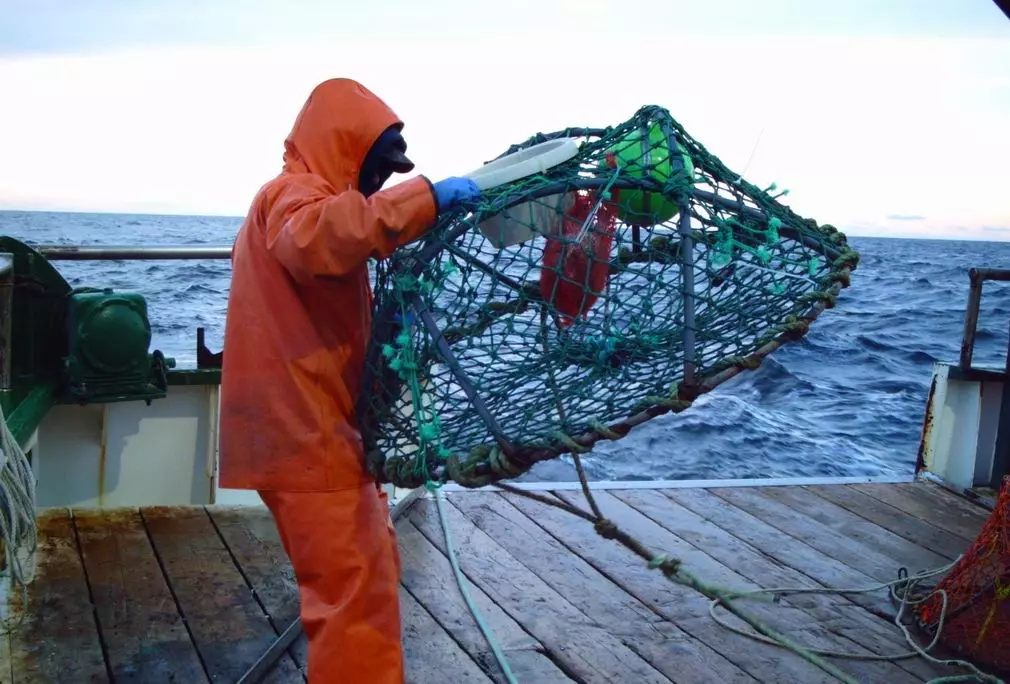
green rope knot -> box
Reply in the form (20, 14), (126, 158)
(553, 431), (591, 454)
(648, 553), (682, 575)
(444, 452), (495, 489)
(783, 317), (811, 339)
(737, 355), (762, 370)
(588, 420), (624, 441)
(594, 519), (619, 539)
(487, 444), (527, 479)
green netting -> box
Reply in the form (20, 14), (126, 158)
(359, 104), (859, 490)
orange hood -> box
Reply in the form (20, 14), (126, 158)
(282, 78), (403, 191)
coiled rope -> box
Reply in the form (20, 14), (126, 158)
(0, 399), (38, 631)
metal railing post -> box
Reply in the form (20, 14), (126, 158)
(959, 270), (983, 371)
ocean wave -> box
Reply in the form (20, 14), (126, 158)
(5, 213), (1010, 481)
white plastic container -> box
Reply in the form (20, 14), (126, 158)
(476, 193), (574, 248)
(463, 137), (581, 248)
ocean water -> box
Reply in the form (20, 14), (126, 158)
(4, 209), (1009, 483)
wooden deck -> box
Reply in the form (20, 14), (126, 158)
(2, 479), (997, 683)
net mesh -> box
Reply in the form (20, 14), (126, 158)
(915, 477), (1010, 673)
(359, 104), (859, 489)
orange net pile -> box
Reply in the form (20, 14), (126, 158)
(916, 476), (1010, 673)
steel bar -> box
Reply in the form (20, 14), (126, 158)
(33, 245), (232, 260)
(960, 273), (986, 370)
(970, 267), (1010, 283)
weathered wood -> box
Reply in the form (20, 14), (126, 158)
(805, 485), (969, 561)
(207, 506), (308, 672)
(664, 488), (897, 617)
(396, 520), (571, 683)
(141, 506), (302, 683)
(73, 507), (208, 683)
(549, 489), (922, 684)
(400, 585), (494, 683)
(408, 496), (672, 684)
(613, 488), (952, 682)
(852, 483), (989, 542)
(450, 490), (747, 684)
(758, 486), (951, 571)
(709, 486), (911, 584)
(7, 508), (108, 683)
(504, 487), (804, 683)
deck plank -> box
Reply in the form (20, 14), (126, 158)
(450, 490), (749, 684)
(9, 480), (994, 683)
(7, 508), (108, 684)
(141, 506), (302, 683)
(396, 519), (572, 683)
(852, 483), (990, 542)
(408, 495), (673, 684)
(758, 486), (951, 571)
(804, 485), (969, 561)
(612, 487), (953, 682)
(207, 506), (308, 673)
(709, 486), (917, 584)
(549, 489), (923, 684)
(400, 584), (495, 683)
(504, 488), (820, 683)
(73, 508), (208, 683)
(664, 487), (900, 618)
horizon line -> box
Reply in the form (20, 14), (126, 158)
(1, 207), (1007, 245)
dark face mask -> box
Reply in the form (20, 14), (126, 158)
(359, 126), (415, 198)
(359, 167), (393, 198)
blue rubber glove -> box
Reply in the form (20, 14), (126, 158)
(432, 177), (481, 213)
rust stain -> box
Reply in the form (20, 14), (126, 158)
(916, 376), (939, 474)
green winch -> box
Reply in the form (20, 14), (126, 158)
(63, 287), (174, 404)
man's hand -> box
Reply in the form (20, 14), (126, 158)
(432, 177), (481, 214)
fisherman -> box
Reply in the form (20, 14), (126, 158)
(218, 77), (480, 683)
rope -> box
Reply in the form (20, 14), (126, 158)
(494, 457), (1005, 684)
(430, 481), (518, 684)
(703, 560), (1005, 683)
(0, 397), (39, 632)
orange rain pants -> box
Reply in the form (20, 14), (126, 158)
(218, 78), (438, 682)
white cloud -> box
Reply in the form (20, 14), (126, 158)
(0, 34), (1007, 239)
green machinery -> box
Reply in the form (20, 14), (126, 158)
(0, 236), (174, 437)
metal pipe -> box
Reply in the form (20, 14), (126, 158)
(970, 267), (1010, 283)
(33, 245), (233, 260)
(960, 272), (986, 370)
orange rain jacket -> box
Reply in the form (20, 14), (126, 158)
(219, 78), (438, 492)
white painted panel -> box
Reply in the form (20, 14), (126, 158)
(35, 386), (214, 507)
(103, 386), (210, 506)
(35, 402), (104, 507)
(975, 379), (1003, 485)
(920, 362), (1005, 491)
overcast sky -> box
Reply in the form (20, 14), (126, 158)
(1, 0), (1008, 240)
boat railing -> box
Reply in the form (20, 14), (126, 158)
(33, 245), (234, 260)
(958, 267), (1010, 373)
